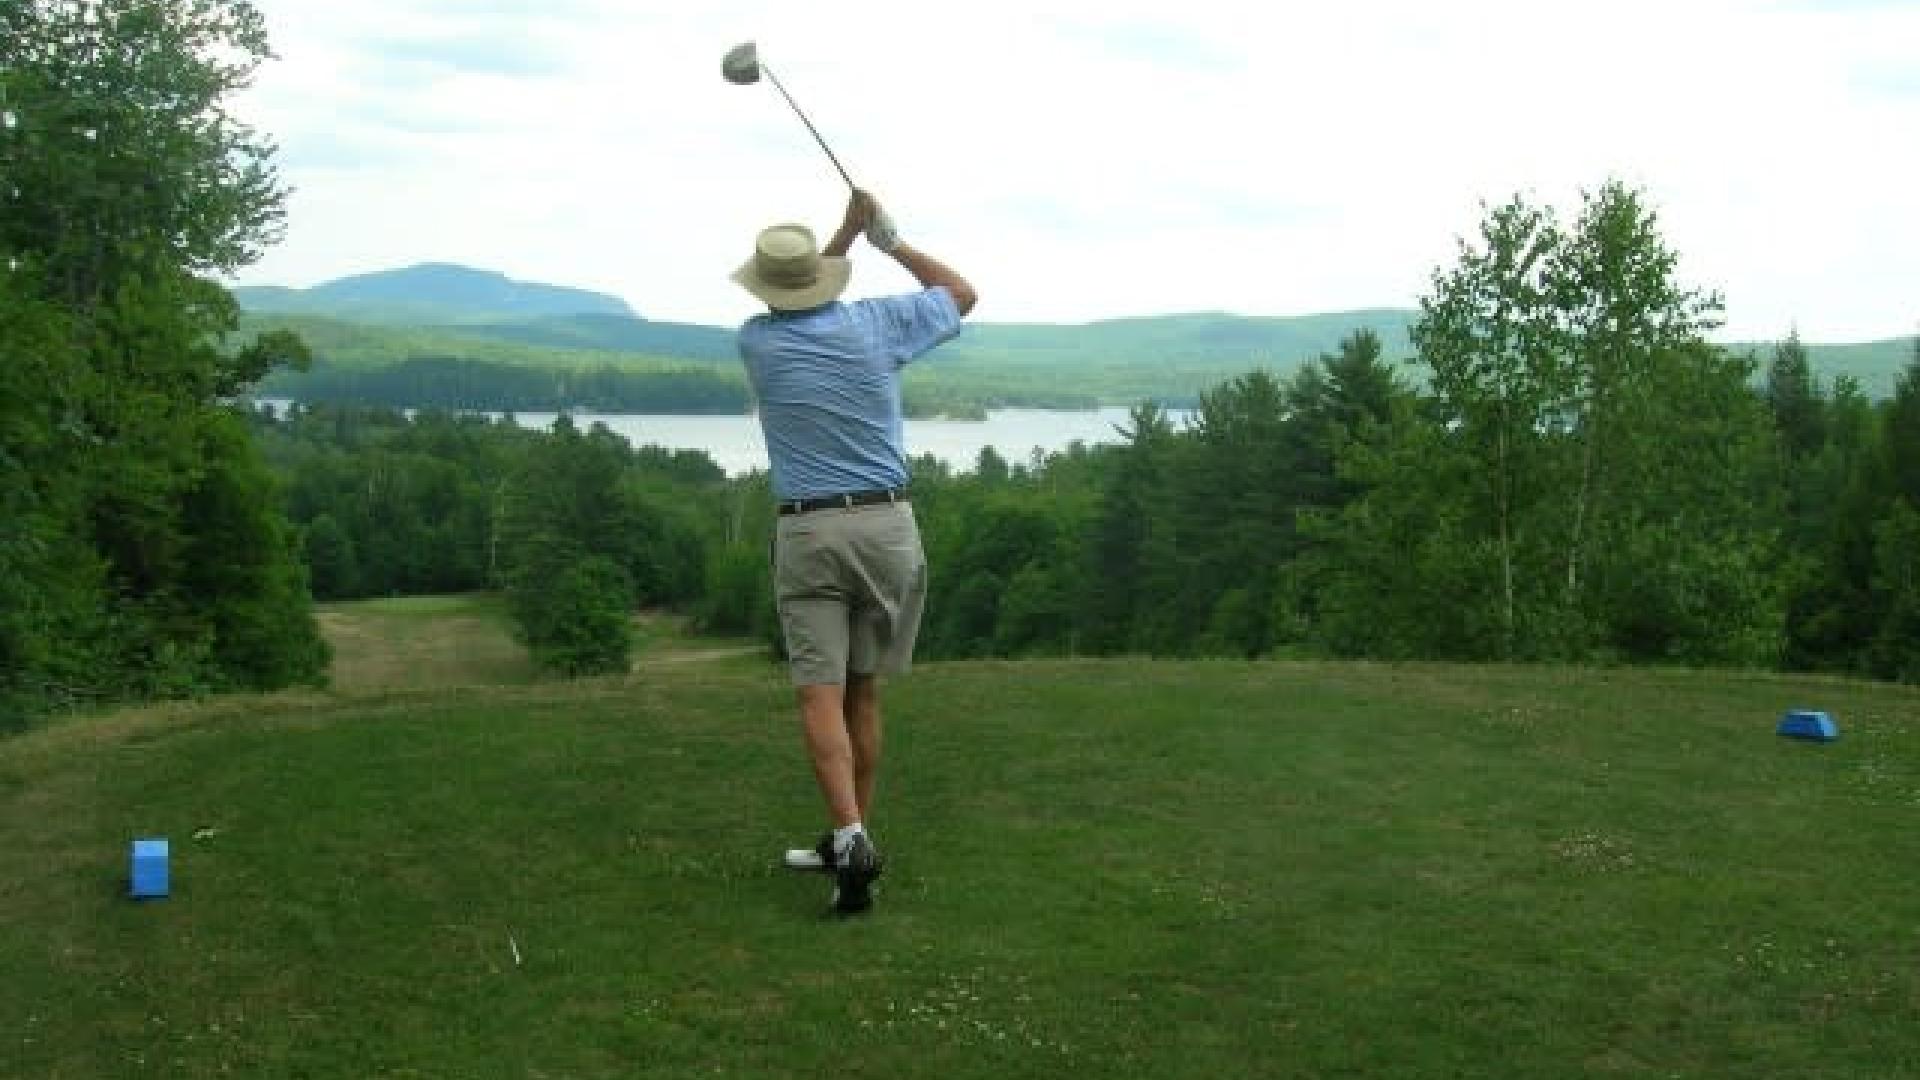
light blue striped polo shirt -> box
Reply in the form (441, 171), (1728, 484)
(738, 286), (962, 501)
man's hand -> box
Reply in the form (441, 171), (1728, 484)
(840, 190), (877, 234)
(825, 190), (875, 257)
(826, 189), (902, 256)
(865, 200), (902, 254)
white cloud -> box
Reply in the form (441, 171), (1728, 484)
(231, 0), (1920, 341)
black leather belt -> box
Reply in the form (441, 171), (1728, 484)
(777, 488), (909, 516)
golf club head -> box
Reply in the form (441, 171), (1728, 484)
(722, 42), (760, 85)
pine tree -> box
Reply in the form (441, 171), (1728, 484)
(1079, 405), (1174, 654)
(1765, 331), (1826, 463)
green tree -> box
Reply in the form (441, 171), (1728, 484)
(1582, 342), (1782, 665)
(515, 556), (636, 677)
(1860, 343), (1920, 680)
(1176, 370), (1298, 654)
(1341, 182), (1778, 664)
(1308, 396), (1502, 659)
(1277, 328), (1411, 646)
(1, 1), (324, 719)
(1786, 376), (1884, 671)
(1765, 331), (1826, 462)
(2, 1), (285, 306)
(1866, 500), (1920, 683)
(1883, 338), (1920, 508)
(974, 445), (1011, 485)
(1295, 328), (1404, 485)
(1552, 181), (1728, 622)
(1410, 195), (1568, 656)
(1079, 404), (1177, 654)
(0, 285), (107, 726)
(301, 513), (360, 600)
(494, 418), (705, 673)
(696, 544), (775, 640)
(993, 562), (1073, 656)
(177, 411), (330, 689)
(691, 473), (777, 644)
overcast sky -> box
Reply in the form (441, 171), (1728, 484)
(230, 0), (1919, 342)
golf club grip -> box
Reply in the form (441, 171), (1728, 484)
(763, 68), (854, 189)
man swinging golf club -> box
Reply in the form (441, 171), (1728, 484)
(733, 190), (977, 915)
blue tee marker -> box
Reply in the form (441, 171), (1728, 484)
(1777, 710), (1839, 742)
(131, 838), (170, 899)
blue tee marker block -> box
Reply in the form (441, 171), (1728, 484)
(130, 838), (170, 899)
(1778, 710), (1839, 742)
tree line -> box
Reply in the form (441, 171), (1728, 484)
(251, 403), (727, 674)
(888, 185), (1920, 680)
(250, 180), (1919, 687)
(264, 356), (751, 414)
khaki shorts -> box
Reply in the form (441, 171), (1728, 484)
(773, 502), (928, 686)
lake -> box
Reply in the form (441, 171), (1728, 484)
(528, 408), (1196, 475)
(265, 404), (1186, 476)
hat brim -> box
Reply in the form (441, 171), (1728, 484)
(732, 255), (851, 311)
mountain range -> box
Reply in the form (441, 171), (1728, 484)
(235, 263), (1915, 401)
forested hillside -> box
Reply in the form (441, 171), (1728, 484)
(238, 276), (1914, 412)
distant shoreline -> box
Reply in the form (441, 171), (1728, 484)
(246, 400), (1190, 477)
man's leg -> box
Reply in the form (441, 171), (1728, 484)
(845, 673), (883, 820)
(797, 679), (883, 914)
(798, 683), (861, 827)
(784, 678), (883, 872)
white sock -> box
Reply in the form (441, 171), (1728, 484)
(833, 823), (865, 858)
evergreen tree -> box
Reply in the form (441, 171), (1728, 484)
(1883, 337), (1920, 509)
(1078, 405), (1176, 654)
(1187, 373), (1292, 632)
(1864, 341), (1920, 680)
(1867, 500), (1920, 683)
(1787, 377), (1884, 671)
(1765, 332), (1826, 463)
(1766, 335), (1847, 671)
(494, 418), (713, 675)
(517, 556), (636, 678)
(1278, 328), (1412, 646)
(1307, 394), (1500, 659)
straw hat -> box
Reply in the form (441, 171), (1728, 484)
(731, 223), (851, 311)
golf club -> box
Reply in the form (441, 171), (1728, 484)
(722, 41), (855, 189)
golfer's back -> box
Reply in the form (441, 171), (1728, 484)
(740, 290), (960, 500)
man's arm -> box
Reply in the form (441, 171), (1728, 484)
(824, 190), (978, 317)
(887, 243), (976, 317)
(823, 195), (864, 258)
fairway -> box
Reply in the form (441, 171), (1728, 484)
(1, 655), (1916, 1078)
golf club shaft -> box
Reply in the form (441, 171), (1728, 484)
(761, 65), (855, 189)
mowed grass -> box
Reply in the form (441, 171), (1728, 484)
(1, 606), (1917, 1077)
(314, 594), (537, 691)
(314, 594), (764, 692)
